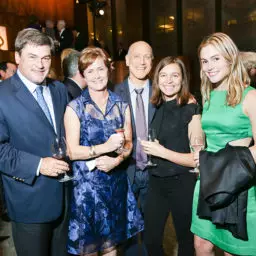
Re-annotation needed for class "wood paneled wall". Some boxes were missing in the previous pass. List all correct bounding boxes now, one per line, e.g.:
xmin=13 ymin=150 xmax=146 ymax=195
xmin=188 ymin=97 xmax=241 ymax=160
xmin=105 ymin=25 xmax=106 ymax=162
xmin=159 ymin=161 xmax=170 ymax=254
xmin=0 ymin=0 xmax=74 ymax=51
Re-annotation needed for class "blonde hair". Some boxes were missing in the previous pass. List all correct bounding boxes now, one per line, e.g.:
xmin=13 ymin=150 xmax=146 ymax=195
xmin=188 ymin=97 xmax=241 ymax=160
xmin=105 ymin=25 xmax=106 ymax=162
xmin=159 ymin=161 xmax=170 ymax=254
xmin=199 ymin=32 xmax=250 ymax=106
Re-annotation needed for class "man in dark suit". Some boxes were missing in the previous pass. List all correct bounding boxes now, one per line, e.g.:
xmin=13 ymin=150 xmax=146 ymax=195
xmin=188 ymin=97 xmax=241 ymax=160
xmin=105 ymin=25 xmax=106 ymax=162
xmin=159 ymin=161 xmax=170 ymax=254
xmin=114 ymin=41 xmax=155 ymax=255
xmin=0 ymin=28 xmax=70 ymax=256
xmin=62 ymin=50 xmax=86 ymax=100
xmin=57 ymin=20 xmax=74 ymax=52
xmin=72 ymin=27 xmax=88 ymax=51
xmin=117 ymin=42 xmax=128 ymax=60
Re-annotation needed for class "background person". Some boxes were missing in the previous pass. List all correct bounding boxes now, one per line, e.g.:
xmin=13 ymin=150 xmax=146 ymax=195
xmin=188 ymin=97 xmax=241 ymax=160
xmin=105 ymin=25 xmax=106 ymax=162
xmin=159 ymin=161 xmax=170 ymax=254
xmin=0 ymin=61 xmax=17 ymax=81
xmin=62 ymin=50 xmax=87 ymax=100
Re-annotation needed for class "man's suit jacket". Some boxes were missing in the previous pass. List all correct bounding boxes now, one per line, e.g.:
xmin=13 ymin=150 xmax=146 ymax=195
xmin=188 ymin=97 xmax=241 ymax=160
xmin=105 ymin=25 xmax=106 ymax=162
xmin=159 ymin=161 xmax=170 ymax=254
xmin=74 ymin=32 xmax=87 ymax=51
xmin=0 ymin=73 xmax=68 ymax=223
xmin=63 ymin=77 xmax=82 ymax=101
xmin=59 ymin=28 xmax=73 ymax=52
xmin=114 ymin=78 xmax=155 ymax=183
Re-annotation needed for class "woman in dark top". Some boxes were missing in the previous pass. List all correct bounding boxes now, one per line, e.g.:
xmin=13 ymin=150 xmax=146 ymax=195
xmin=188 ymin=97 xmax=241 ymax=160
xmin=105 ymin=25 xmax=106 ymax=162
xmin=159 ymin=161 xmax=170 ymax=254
xmin=140 ymin=56 xmax=203 ymax=256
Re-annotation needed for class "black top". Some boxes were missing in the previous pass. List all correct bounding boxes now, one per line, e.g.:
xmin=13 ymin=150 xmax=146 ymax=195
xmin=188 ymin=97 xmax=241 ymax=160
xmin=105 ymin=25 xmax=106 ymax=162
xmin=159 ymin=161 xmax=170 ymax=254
xmin=150 ymin=99 xmax=201 ymax=177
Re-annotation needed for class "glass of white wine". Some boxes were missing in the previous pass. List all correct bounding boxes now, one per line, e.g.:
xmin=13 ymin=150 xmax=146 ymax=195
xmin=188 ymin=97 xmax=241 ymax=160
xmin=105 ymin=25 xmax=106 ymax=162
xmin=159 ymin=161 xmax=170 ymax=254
xmin=146 ymin=128 xmax=157 ymax=167
xmin=190 ymin=135 xmax=205 ymax=173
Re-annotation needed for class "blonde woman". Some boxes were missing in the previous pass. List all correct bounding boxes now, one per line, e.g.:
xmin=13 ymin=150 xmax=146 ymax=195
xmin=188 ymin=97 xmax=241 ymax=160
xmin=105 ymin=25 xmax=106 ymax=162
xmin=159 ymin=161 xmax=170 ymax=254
xmin=191 ymin=33 xmax=256 ymax=256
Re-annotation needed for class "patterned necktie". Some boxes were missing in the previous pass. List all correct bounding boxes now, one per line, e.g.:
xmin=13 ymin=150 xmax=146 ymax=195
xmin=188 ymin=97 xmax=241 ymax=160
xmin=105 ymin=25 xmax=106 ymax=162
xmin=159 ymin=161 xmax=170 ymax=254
xmin=135 ymin=88 xmax=147 ymax=170
xmin=35 ymin=86 xmax=54 ymax=127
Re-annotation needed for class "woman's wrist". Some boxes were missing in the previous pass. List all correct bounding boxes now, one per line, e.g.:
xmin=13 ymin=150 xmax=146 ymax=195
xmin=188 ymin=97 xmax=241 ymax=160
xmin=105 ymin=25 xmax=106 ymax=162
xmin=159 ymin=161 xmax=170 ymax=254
xmin=88 ymin=145 xmax=96 ymax=158
xmin=116 ymin=154 xmax=125 ymax=166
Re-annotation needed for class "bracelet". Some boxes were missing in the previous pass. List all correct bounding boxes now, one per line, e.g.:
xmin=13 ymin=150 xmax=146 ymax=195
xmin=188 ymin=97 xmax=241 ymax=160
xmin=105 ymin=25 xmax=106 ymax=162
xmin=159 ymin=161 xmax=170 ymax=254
xmin=89 ymin=146 xmax=96 ymax=157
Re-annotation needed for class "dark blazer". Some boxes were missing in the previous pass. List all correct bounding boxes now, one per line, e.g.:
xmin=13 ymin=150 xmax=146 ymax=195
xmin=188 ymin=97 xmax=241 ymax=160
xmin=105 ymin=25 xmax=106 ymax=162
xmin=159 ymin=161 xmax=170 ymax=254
xmin=117 ymin=48 xmax=127 ymax=60
xmin=74 ymin=32 xmax=87 ymax=51
xmin=59 ymin=28 xmax=73 ymax=52
xmin=63 ymin=77 xmax=82 ymax=101
xmin=0 ymin=73 xmax=68 ymax=223
xmin=114 ymin=78 xmax=156 ymax=183
xmin=198 ymin=144 xmax=256 ymax=240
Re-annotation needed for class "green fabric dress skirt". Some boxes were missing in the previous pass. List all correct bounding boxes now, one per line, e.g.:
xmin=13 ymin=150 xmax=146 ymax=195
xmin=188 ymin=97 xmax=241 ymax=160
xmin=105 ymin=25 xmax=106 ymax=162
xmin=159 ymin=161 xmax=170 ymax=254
xmin=191 ymin=87 xmax=256 ymax=255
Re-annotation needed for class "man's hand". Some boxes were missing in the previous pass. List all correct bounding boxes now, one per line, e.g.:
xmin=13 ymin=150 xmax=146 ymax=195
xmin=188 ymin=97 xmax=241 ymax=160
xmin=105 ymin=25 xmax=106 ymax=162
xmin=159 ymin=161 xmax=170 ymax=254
xmin=40 ymin=157 xmax=69 ymax=177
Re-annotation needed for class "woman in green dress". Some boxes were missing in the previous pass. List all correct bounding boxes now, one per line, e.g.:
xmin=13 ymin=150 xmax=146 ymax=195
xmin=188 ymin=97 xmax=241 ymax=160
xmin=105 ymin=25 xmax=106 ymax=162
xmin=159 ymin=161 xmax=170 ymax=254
xmin=191 ymin=32 xmax=256 ymax=256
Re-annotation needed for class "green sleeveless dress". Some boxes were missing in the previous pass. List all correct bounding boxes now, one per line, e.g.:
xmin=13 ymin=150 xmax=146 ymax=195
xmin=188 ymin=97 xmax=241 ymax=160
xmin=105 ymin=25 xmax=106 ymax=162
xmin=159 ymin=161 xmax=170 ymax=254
xmin=191 ymin=86 xmax=256 ymax=255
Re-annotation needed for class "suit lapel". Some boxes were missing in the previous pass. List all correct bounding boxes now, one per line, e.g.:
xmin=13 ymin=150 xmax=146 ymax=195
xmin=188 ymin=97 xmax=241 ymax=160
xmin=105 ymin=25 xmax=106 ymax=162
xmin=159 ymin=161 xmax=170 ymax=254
xmin=13 ymin=74 xmax=57 ymax=135
xmin=148 ymin=82 xmax=155 ymax=125
xmin=121 ymin=79 xmax=136 ymax=137
xmin=49 ymin=82 xmax=61 ymax=137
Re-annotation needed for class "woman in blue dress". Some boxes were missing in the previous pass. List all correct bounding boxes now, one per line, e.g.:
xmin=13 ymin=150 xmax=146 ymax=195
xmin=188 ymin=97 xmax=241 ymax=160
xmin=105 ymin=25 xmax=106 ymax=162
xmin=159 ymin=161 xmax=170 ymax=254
xmin=64 ymin=47 xmax=144 ymax=256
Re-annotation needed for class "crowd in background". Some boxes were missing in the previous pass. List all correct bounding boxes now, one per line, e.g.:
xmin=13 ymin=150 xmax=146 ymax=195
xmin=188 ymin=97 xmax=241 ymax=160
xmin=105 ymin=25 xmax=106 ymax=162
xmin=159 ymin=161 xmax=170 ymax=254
xmin=0 ymin=22 xmax=256 ymax=256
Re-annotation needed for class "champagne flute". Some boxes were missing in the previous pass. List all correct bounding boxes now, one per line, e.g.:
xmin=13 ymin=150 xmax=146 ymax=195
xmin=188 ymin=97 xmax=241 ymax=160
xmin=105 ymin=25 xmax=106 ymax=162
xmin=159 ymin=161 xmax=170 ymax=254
xmin=115 ymin=105 xmax=128 ymax=153
xmin=190 ymin=135 xmax=205 ymax=173
xmin=52 ymin=137 xmax=73 ymax=182
xmin=146 ymin=128 xmax=157 ymax=167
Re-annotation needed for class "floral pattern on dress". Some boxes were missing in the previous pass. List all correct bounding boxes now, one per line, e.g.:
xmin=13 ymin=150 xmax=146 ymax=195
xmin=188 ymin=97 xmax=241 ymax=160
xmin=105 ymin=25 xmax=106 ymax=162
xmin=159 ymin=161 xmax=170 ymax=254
xmin=67 ymin=89 xmax=144 ymax=255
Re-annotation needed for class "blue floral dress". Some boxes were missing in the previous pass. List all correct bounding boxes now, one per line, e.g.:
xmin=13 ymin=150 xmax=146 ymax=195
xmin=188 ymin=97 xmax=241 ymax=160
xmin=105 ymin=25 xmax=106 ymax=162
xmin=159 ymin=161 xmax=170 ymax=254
xmin=67 ymin=89 xmax=144 ymax=255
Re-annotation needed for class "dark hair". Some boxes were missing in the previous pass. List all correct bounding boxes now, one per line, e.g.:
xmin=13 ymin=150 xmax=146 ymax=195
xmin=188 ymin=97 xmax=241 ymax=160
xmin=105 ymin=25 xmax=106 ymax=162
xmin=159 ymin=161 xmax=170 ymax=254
xmin=151 ymin=56 xmax=191 ymax=106
xmin=79 ymin=47 xmax=111 ymax=76
xmin=0 ymin=61 xmax=8 ymax=72
xmin=15 ymin=28 xmax=55 ymax=55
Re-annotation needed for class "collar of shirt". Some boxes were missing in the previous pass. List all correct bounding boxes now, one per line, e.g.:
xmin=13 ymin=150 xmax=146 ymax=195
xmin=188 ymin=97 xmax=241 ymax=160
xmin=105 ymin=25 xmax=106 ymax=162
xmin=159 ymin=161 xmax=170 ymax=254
xmin=17 ymin=69 xmax=57 ymax=132
xmin=59 ymin=28 xmax=65 ymax=36
xmin=17 ymin=69 xmax=38 ymax=94
xmin=128 ymin=78 xmax=149 ymax=94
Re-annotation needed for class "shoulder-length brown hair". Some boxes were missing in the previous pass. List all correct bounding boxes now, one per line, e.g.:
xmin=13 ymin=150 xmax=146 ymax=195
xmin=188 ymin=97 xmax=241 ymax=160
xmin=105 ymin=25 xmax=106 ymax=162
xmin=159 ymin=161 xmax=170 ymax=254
xmin=151 ymin=56 xmax=191 ymax=107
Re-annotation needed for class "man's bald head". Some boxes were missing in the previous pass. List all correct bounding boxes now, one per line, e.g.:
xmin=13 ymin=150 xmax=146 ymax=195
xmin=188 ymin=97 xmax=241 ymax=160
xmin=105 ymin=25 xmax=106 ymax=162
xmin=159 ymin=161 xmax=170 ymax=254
xmin=126 ymin=41 xmax=153 ymax=86
xmin=127 ymin=41 xmax=153 ymax=57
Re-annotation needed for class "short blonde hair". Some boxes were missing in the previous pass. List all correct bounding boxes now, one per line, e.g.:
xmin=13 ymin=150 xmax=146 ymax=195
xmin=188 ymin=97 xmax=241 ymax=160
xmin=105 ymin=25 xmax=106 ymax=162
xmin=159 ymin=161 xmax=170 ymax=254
xmin=199 ymin=32 xmax=250 ymax=106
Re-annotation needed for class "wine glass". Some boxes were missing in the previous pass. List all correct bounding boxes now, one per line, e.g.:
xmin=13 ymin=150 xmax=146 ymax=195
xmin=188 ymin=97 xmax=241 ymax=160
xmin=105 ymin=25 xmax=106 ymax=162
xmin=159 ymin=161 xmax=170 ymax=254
xmin=52 ymin=137 xmax=73 ymax=182
xmin=189 ymin=135 xmax=205 ymax=173
xmin=115 ymin=105 xmax=128 ymax=153
xmin=146 ymin=128 xmax=157 ymax=167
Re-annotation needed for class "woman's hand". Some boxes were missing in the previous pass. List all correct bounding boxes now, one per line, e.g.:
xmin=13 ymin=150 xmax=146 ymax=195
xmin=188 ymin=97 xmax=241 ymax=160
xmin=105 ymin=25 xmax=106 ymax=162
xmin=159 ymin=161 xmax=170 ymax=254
xmin=104 ymin=133 xmax=124 ymax=152
xmin=95 ymin=156 xmax=119 ymax=172
xmin=140 ymin=139 xmax=165 ymax=158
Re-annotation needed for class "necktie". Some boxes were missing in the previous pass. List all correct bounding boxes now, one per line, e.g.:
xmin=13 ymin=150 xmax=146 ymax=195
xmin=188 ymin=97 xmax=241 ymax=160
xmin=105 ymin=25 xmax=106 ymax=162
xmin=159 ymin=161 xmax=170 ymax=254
xmin=135 ymin=88 xmax=147 ymax=170
xmin=36 ymin=86 xmax=54 ymax=127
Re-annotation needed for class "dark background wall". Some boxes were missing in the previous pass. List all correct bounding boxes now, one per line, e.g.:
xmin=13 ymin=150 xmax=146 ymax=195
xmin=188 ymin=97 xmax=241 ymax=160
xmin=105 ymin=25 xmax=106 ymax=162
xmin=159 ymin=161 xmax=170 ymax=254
xmin=0 ymin=0 xmax=255 ymax=92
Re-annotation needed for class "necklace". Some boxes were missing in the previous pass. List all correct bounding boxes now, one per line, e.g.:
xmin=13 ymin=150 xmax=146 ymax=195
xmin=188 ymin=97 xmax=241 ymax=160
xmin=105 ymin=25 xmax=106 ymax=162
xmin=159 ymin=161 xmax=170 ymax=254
xmin=96 ymin=95 xmax=108 ymax=115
